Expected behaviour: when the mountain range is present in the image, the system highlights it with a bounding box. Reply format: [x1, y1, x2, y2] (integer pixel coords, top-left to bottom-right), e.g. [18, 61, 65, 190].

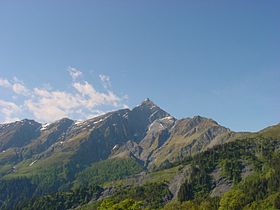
[0, 99, 279, 210]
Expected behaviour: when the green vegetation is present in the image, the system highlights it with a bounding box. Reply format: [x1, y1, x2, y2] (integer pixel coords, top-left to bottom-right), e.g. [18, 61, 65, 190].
[97, 199, 147, 210]
[77, 182, 172, 210]
[2, 132, 280, 209]
[161, 197, 220, 210]
[0, 177, 37, 210]
[173, 136, 280, 209]
[218, 148, 280, 210]
[178, 166, 212, 201]
[219, 159, 243, 183]
[20, 185, 102, 210]
[0, 157, 144, 209]
[74, 157, 144, 188]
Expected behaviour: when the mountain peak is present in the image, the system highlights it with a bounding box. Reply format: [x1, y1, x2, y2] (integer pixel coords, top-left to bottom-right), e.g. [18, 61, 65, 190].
[143, 98, 151, 102]
[140, 98, 157, 107]
[136, 98, 171, 119]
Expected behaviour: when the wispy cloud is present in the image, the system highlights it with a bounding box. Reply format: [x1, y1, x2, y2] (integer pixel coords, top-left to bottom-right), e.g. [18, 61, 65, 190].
[0, 77, 30, 96]
[73, 81, 120, 107]
[99, 74, 111, 89]
[0, 99, 21, 123]
[0, 68, 128, 123]
[68, 67, 82, 80]
[0, 78, 11, 88]
[12, 83, 30, 96]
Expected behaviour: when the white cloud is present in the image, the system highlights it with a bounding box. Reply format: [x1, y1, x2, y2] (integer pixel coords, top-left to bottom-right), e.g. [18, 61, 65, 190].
[0, 68, 128, 123]
[12, 83, 30, 96]
[123, 104, 129, 109]
[0, 99, 21, 123]
[25, 80, 122, 122]
[25, 99, 68, 122]
[73, 81, 120, 108]
[0, 78, 11, 88]
[13, 76, 22, 83]
[68, 67, 82, 80]
[25, 88, 83, 122]
[0, 77, 30, 96]
[99, 74, 111, 89]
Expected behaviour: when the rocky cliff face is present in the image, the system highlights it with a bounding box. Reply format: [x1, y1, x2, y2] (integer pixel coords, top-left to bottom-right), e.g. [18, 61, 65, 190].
[149, 116, 233, 168]
[109, 111, 233, 169]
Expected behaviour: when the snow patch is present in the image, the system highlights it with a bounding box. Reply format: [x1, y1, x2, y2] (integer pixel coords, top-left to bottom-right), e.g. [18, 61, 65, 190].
[94, 119, 103, 124]
[150, 105, 156, 109]
[40, 123, 50, 131]
[161, 116, 174, 122]
[29, 160, 37, 166]
[74, 120, 84, 126]
[123, 113, 128, 119]
[148, 121, 164, 131]
[164, 116, 173, 120]
[149, 110, 159, 120]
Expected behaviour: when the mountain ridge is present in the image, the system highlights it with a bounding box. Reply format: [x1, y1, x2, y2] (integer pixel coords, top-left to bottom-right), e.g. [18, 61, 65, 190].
[0, 99, 279, 209]
[1, 99, 277, 170]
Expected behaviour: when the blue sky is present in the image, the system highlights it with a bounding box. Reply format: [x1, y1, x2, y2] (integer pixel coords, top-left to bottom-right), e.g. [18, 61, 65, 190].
[0, 0, 279, 131]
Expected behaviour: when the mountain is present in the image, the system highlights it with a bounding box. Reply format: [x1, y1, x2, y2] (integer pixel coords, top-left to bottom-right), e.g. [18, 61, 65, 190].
[0, 99, 279, 210]
[0, 119, 41, 151]
[149, 116, 234, 168]
[110, 115, 176, 165]
[110, 115, 233, 169]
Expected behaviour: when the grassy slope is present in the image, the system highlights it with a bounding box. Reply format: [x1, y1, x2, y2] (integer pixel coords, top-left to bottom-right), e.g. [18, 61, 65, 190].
[73, 157, 144, 188]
